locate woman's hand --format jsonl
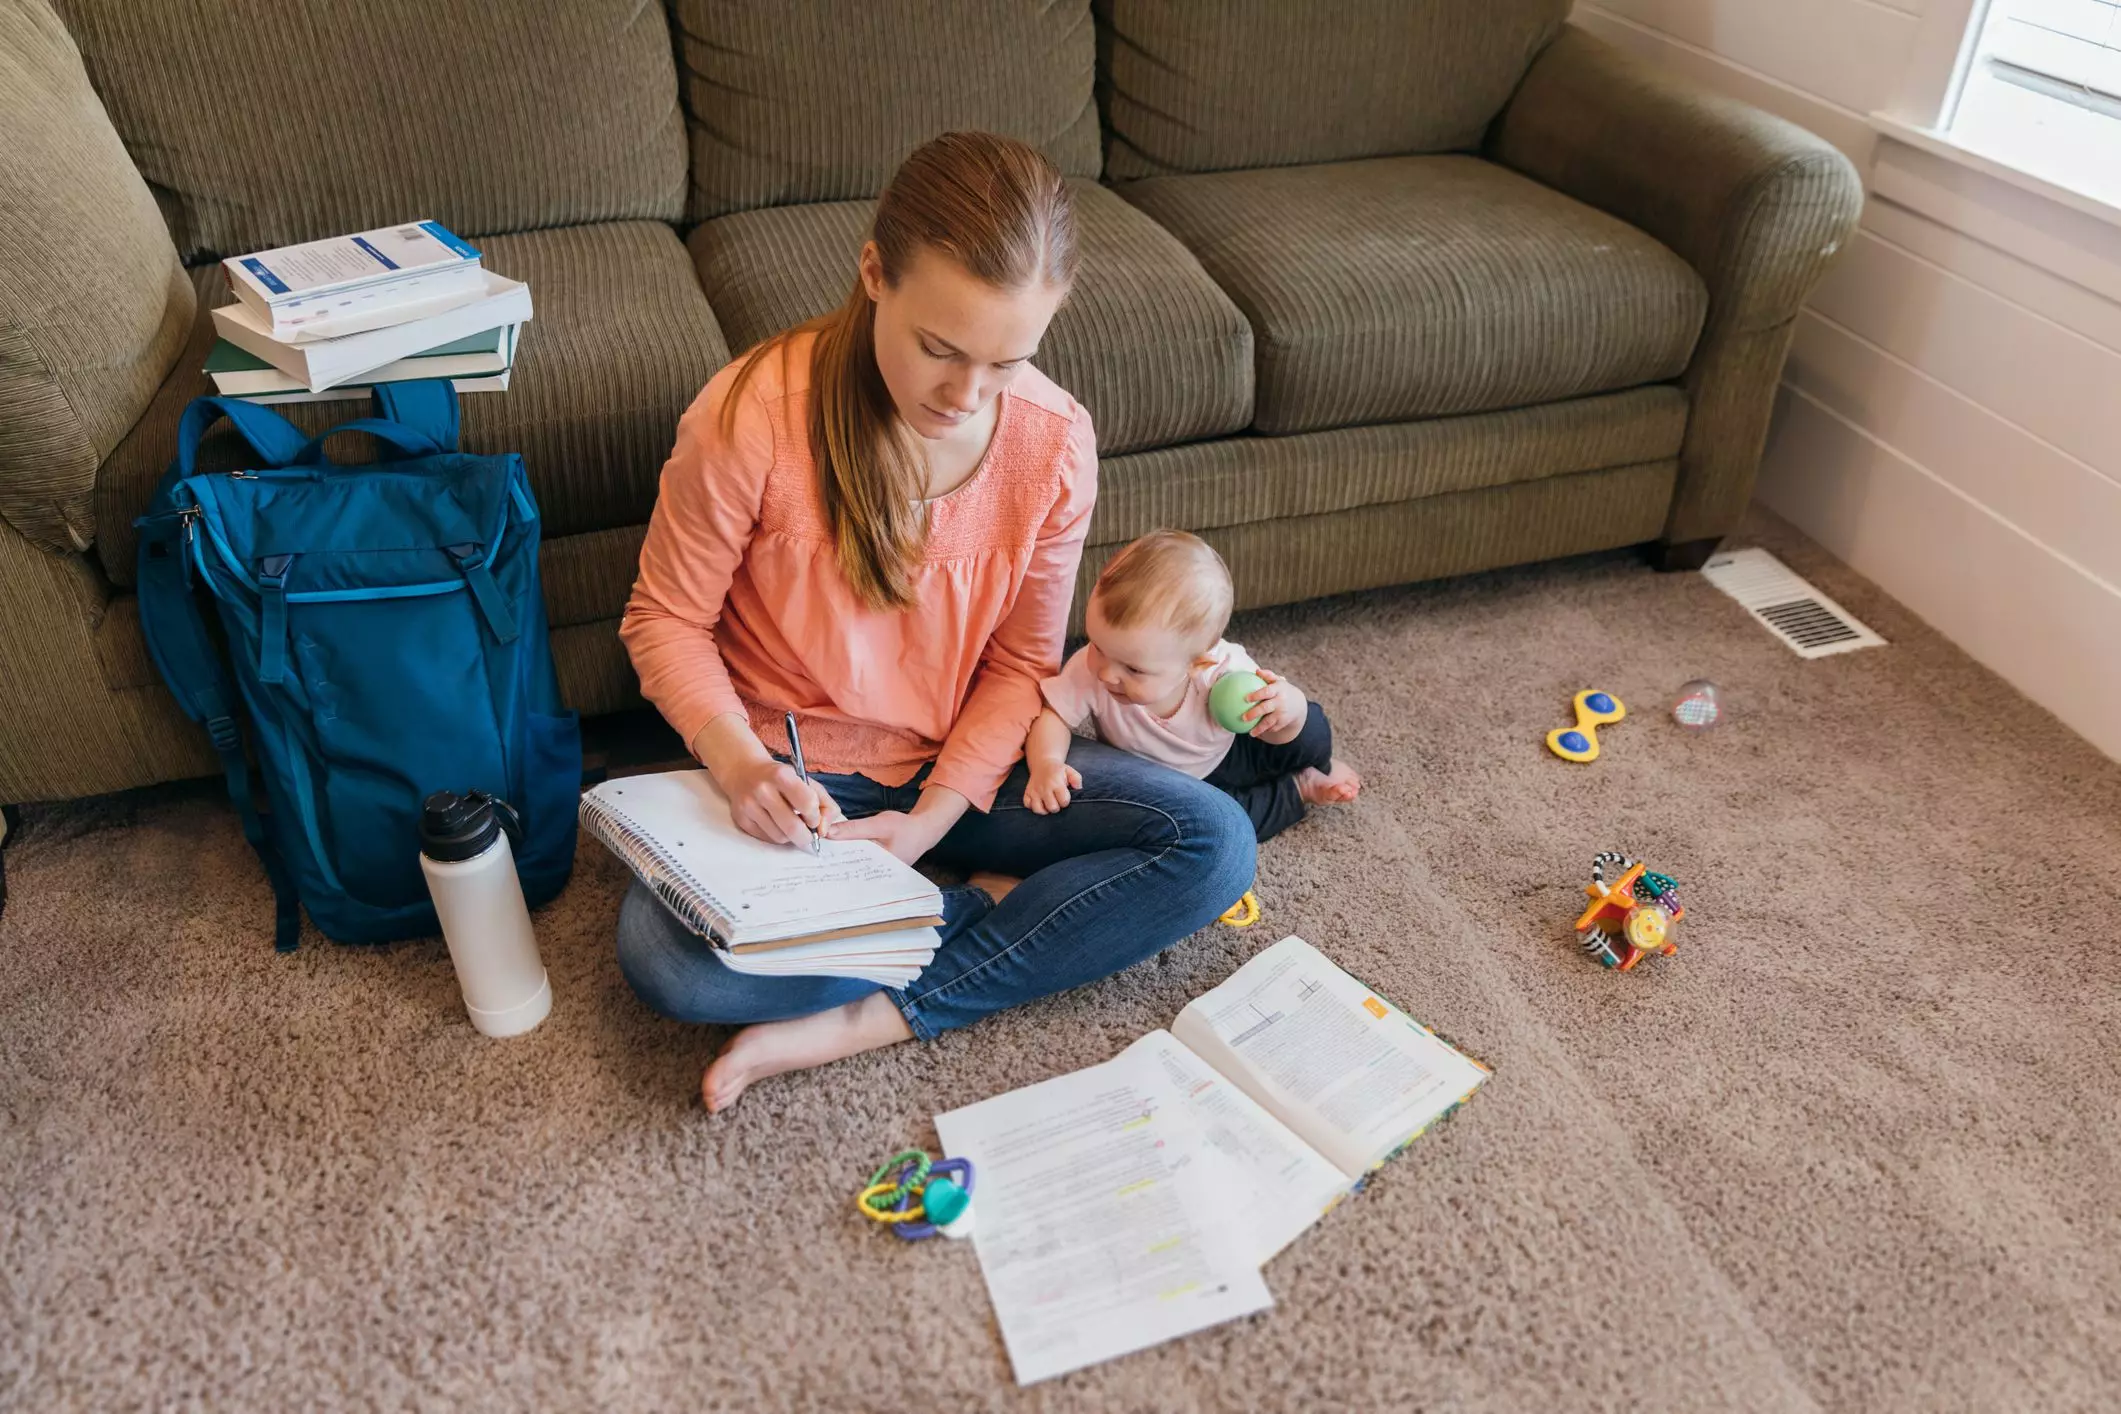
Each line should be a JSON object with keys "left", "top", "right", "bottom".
{"left": 1242, "top": 669, "right": 1309, "bottom": 744}
{"left": 1024, "top": 761, "right": 1082, "bottom": 814}
{"left": 830, "top": 784, "right": 970, "bottom": 865}
{"left": 717, "top": 754, "right": 845, "bottom": 848}
{"left": 828, "top": 809, "right": 938, "bottom": 865}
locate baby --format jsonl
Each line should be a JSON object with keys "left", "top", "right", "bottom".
{"left": 1024, "top": 530, "right": 1360, "bottom": 842}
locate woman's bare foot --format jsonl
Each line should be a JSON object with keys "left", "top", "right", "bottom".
{"left": 967, "top": 870, "right": 1021, "bottom": 905}
{"left": 1297, "top": 760, "right": 1362, "bottom": 807}
{"left": 701, "top": 992, "right": 913, "bottom": 1113}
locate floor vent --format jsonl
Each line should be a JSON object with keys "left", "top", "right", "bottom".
{"left": 1700, "top": 548, "right": 1887, "bottom": 659}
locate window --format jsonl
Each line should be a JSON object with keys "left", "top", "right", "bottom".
{"left": 1946, "top": 0, "right": 2121, "bottom": 205}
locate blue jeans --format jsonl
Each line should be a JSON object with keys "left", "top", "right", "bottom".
{"left": 614, "top": 738, "right": 1257, "bottom": 1039}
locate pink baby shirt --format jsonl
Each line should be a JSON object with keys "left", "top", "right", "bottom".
{"left": 1040, "top": 640, "right": 1259, "bottom": 778}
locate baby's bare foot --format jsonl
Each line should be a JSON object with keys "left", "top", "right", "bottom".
{"left": 1296, "top": 759, "right": 1362, "bottom": 807}
{"left": 701, "top": 992, "right": 913, "bottom": 1113}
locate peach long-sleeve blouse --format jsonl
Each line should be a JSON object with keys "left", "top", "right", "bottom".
{"left": 620, "top": 333, "right": 1098, "bottom": 812}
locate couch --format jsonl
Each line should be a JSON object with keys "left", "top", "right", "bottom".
{"left": 0, "top": 0, "right": 1862, "bottom": 805}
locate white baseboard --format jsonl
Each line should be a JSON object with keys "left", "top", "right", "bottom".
{"left": 1757, "top": 387, "right": 2121, "bottom": 762}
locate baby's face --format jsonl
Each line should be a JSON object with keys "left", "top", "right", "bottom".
{"left": 1084, "top": 598, "right": 1212, "bottom": 707}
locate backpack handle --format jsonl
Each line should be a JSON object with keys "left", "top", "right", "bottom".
{"left": 174, "top": 397, "right": 310, "bottom": 479}
{"left": 373, "top": 379, "right": 460, "bottom": 452}
{"left": 291, "top": 419, "right": 444, "bottom": 466}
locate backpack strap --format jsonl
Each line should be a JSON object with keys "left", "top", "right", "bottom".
{"left": 133, "top": 510, "right": 302, "bottom": 952}
{"left": 372, "top": 378, "right": 460, "bottom": 452}
{"left": 173, "top": 395, "right": 309, "bottom": 479}
{"left": 134, "top": 394, "right": 313, "bottom": 952}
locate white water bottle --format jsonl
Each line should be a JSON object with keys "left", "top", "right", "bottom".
{"left": 418, "top": 790, "right": 551, "bottom": 1038}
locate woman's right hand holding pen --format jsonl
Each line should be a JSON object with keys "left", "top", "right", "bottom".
{"left": 692, "top": 713, "right": 843, "bottom": 848}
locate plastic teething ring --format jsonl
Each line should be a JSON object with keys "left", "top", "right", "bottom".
{"left": 857, "top": 1180, "right": 926, "bottom": 1224}
{"left": 864, "top": 1149, "right": 931, "bottom": 1203}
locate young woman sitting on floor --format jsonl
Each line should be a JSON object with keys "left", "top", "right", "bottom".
{"left": 618, "top": 131, "right": 1256, "bottom": 1111}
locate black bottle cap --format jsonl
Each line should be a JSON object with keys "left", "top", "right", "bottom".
{"left": 419, "top": 789, "right": 520, "bottom": 862}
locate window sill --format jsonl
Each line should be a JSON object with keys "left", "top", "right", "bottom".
{"left": 1864, "top": 110, "right": 2121, "bottom": 305}
{"left": 1868, "top": 111, "right": 2121, "bottom": 229}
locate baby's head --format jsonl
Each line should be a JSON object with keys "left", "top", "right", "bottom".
{"left": 1084, "top": 530, "right": 1233, "bottom": 706}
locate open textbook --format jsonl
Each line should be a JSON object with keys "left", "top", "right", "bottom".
{"left": 578, "top": 770, "right": 944, "bottom": 985}
{"left": 934, "top": 935, "right": 1489, "bottom": 1385}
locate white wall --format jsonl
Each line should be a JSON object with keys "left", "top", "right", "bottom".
{"left": 1572, "top": 0, "right": 2121, "bottom": 762}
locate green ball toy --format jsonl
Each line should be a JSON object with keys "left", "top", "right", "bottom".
{"left": 1210, "top": 671, "right": 1268, "bottom": 735}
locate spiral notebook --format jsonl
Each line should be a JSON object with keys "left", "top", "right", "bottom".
{"left": 578, "top": 770, "right": 944, "bottom": 984}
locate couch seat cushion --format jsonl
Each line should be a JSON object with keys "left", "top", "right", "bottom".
{"left": 95, "top": 222, "right": 728, "bottom": 586}
{"left": 686, "top": 180, "right": 1252, "bottom": 456}
{"left": 1090, "top": 385, "right": 1687, "bottom": 548}
{"left": 1120, "top": 154, "right": 1708, "bottom": 435}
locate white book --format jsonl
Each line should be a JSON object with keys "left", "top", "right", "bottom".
{"left": 934, "top": 935, "right": 1489, "bottom": 1385}
{"left": 577, "top": 770, "right": 946, "bottom": 964}
{"left": 709, "top": 922, "right": 937, "bottom": 986}
{"left": 211, "top": 272, "right": 532, "bottom": 393}
{"left": 224, "top": 220, "right": 482, "bottom": 332}
{"left": 710, "top": 925, "right": 937, "bottom": 971}
{"left": 270, "top": 265, "right": 490, "bottom": 342}
{"left": 232, "top": 368, "right": 513, "bottom": 406}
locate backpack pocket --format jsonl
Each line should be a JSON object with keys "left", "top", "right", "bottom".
{"left": 284, "top": 585, "right": 509, "bottom": 913}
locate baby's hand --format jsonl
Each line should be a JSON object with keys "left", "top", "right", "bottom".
{"left": 1024, "top": 761, "right": 1083, "bottom": 814}
{"left": 1243, "top": 669, "right": 1308, "bottom": 741}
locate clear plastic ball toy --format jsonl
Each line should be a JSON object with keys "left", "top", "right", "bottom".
{"left": 1672, "top": 680, "right": 1721, "bottom": 729}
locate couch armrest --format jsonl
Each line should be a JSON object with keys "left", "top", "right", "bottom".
{"left": 1489, "top": 26, "right": 1863, "bottom": 544}
{"left": 1, "top": 0, "right": 193, "bottom": 557}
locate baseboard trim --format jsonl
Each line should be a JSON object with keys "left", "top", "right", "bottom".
{"left": 1758, "top": 385, "right": 2121, "bottom": 761}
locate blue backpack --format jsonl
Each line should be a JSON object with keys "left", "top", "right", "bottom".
{"left": 134, "top": 381, "right": 578, "bottom": 951}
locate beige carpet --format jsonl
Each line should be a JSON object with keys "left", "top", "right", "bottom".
{"left": 5, "top": 506, "right": 2118, "bottom": 1412}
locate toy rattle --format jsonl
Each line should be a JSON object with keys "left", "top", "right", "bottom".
{"left": 1545, "top": 689, "right": 1625, "bottom": 762}
{"left": 1672, "top": 680, "right": 1722, "bottom": 729}
{"left": 1573, "top": 851, "right": 1685, "bottom": 971}
{"left": 856, "top": 1148, "right": 977, "bottom": 1241}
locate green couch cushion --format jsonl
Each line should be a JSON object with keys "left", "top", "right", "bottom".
{"left": 686, "top": 180, "right": 1253, "bottom": 455}
{"left": 1097, "top": 0, "right": 1567, "bottom": 179}
{"left": 95, "top": 222, "right": 729, "bottom": 586}
{"left": 50, "top": 0, "right": 687, "bottom": 262}
{"left": 674, "top": 0, "right": 1101, "bottom": 223}
{"left": 1091, "top": 386, "right": 1686, "bottom": 546}
{"left": 1074, "top": 459, "right": 1678, "bottom": 633}
{"left": 1120, "top": 155, "right": 1708, "bottom": 436}
{"left": 0, "top": 0, "right": 191, "bottom": 555}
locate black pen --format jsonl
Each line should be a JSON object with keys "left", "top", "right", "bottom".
{"left": 785, "top": 710, "right": 820, "bottom": 854}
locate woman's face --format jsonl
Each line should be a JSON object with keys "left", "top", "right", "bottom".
{"left": 861, "top": 242, "right": 1068, "bottom": 441}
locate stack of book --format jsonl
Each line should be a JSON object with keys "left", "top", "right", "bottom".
{"left": 207, "top": 220, "right": 532, "bottom": 403}
{"left": 577, "top": 771, "right": 946, "bottom": 986}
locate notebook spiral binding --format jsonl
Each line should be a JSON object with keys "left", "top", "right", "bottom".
{"left": 577, "top": 790, "right": 732, "bottom": 944}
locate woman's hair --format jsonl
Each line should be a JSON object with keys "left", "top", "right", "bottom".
{"left": 1091, "top": 530, "right": 1234, "bottom": 648}
{"left": 722, "top": 131, "right": 1079, "bottom": 611}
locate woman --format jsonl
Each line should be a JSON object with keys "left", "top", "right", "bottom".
{"left": 619, "top": 132, "right": 1255, "bottom": 1111}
